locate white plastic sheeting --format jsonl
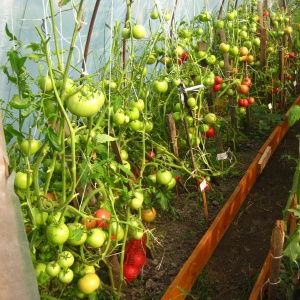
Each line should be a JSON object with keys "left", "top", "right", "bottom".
{"left": 0, "top": 0, "right": 230, "bottom": 100}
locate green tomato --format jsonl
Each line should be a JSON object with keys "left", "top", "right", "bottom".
{"left": 185, "top": 116, "right": 194, "bottom": 126}
{"left": 162, "top": 11, "right": 171, "bottom": 21}
{"left": 154, "top": 80, "right": 168, "bottom": 93}
{"left": 58, "top": 251, "right": 74, "bottom": 269}
{"left": 32, "top": 208, "right": 48, "bottom": 226}
{"left": 9, "top": 94, "right": 30, "bottom": 109}
{"left": 14, "top": 172, "right": 32, "bottom": 190}
{"left": 148, "top": 174, "right": 157, "bottom": 183}
{"left": 173, "top": 112, "right": 181, "bottom": 121}
{"left": 146, "top": 53, "right": 157, "bottom": 65}
{"left": 204, "top": 113, "right": 217, "bottom": 125}
{"left": 120, "top": 149, "right": 129, "bottom": 161}
{"left": 46, "top": 223, "right": 69, "bottom": 245}
{"left": 131, "top": 229, "right": 144, "bottom": 240}
{"left": 145, "top": 121, "right": 153, "bottom": 132}
{"left": 132, "top": 24, "right": 147, "bottom": 39}
{"left": 156, "top": 170, "right": 173, "bottom": 185}
{"left": 130, "top": 197, "right": 144, "bottom": 210}
{"left": 77, "top": 273, "right": 101, "bottom": 294}
{"left": 229, "top": 46, "right": 239, "bottom": 56}
{"left": 113, "top": 109, "right": 126, "bottom": 125}
{"left": 219, "top": 43, "right": 230, "bottom": 53}
{"left": 214, "top": 19, "right": 224, "bottom": 29}
{"left": 187, "top": 97, "right": 197, "bottom": 108}
{"left": 122, "top": 160, "right": 131, "bottom": 171}
{"left": 203, "top": 77, "right": 215, "bottom": 87}
{"left": 174, "top": 46, "right": 184, "bottom": 56}
{"left": 46, "top": 261, "right": 61, "bottom": 277}
{"left": 219, "top": 60, "right": 225, "bottom": 68}
{"left": 38, "top": 76, "right": 53, "bottom": 92}
{"left": 206, "top": 55, "right": 217, "bottom": 65}
{"left": 167, "top": 177, "right": 177, "bottom": 190}
{"left": 110, "top": 221, "right": 125, "bottom": 241}
{"left": 252, "top": 37, "right": 260, "bottom": 47}
{"left": 86, "top": 228, "right": 106, "bottom": 248}
{"left": 67, "top": 223, "right": 87, "bottom": 246}
{"left": 58, "top": 268, "right": 74, "bottom": 284}
{"left": 35, "top": 262, "right": 47, "bottom": 278}
{"left": 199, "top": 123, "right": 210, "bottom": 133}
{"left": 129, "top": 120, "right": 142, "bottom": 131}
{"left": 66, "top": 90, "right": 105, "bottom": 117}
{"left": 198, "top": 50, "right": 207, "bottom": 59}
{"left": 127, "top": 107, "right": 140, "bottom": 121}
{"left": 121, "top": 27, "right": 130, "bottom": 39}
{"left": 20, "top": 139, "right": 41, "bottom": 156}
{"left": 150, "top": 9, "right": 159, "bottom": 20}
{"left": 133, "top": 99, "right": 145, "bottom": 111}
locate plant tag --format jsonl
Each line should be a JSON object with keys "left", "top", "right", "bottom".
{"left": 217, "top": 152, "right": 228, "bottom": 161}
{"left": 294, "top": 81, "right": 297, "bottom": 87}
{"left": 200, "top": 179, "right": 208, "bottom": 192}
{"left": 268, "top": 103, "right": 273, "bottom": 110}
{"left": 258, "top": 146, "right": 272, "bottom": 173}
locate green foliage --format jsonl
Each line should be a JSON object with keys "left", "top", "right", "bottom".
{"left": 288, "top": 105, "right": 300, "bottom": 126}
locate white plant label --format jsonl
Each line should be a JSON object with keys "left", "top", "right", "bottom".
{"left": 200, "top": 179, "right": 208, "bottom": 192}
{"left": 217, "top": 152, "right": 228, "bottom": 161}
{"left": 268, "top": 103, "right": 273, "bottom": 110}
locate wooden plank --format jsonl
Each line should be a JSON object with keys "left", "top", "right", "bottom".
{"left": 249, "top": 251, "right": 272, "bottom": 300}
{"left": 161, "top": 96, "right": 300, "bottom": 300}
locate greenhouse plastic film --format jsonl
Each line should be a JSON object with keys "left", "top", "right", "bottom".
{"left": 0, "top": 117, "right": 39, "bottom": 300}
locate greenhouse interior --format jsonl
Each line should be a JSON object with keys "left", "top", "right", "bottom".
{"left": 2, "top": 0, "right": 300, "bottom": 299}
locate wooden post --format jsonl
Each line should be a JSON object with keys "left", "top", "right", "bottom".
{"left": 268, "top": 220, "right": 285, "bottom": 300}
{"left": 202, "top": 191, "right": 209, "bottom": 221}
{"left": 167, "top": 114, "right": 179, "bottom": 157}
{"left": 258, "top": 1, "right": 268, "bottom": 69}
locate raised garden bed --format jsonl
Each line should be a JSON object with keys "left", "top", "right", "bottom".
{"left": 160, "top": 96, "right": 300, "bottom": 300}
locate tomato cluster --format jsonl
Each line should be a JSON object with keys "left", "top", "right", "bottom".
{"left": 124, "top": 237, "right": 147, "bottom": 282}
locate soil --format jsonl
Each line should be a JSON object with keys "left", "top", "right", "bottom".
{"left": 122, "top": 118, "right": 300, "bottom": 300}
{"left": 190, "top": 121, "right": 300, "bottom": 300}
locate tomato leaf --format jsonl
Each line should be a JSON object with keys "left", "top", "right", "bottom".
{"left": 94, "top": 133, "right": 117, "bottom": 143}
{"left": 4, "top": 124, "right": 24, "bottom": 143}
{"left": 5, "top": 24, "right": 20, "bottom": 45}
{"left": 7, "top": 50, "right": 27, "bottom": 75}
{"left": 46, "top": 128, "right": 62, "bottom": 151}
{"left": 118, "top": 164, "right": 134, "bottom": 177}
{"left": 156, "top": 191, "right": 169, "bottom": 210}
{"left": 288, "top": 105, "right": 300, "bottom": 126}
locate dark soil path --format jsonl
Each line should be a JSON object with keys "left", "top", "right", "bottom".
{"left": 188, "top": 121, "right": 300, "bottom": 300}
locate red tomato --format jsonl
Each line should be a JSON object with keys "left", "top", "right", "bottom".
{"left": 263, "top": 10, "right": 269, "bottom": 17}
{"left": 123, "top": 264, "right": 140, "bottom": 282}
{"left": 94, "top": 208, "right": 111, "bottom": 228}
{"left": 205, "top": 127, "right": 215, "bottom": 138}
{"left": 238, "top": 98, "right": 249, "bottom": 107}
{"left": 128, "top": 252, "right": 146, "bottom": 268}
{"left": 288, "top": 52, "right": 296, "bottom": 59}
{"left": 146, "top": 150, "right": 156, "bottom": 160}
{"left": 214, "top": 76, "right": 223, "bottom": 84}
{"left": 247, "top": 97, "right": 255, "bottom": 105}
{"left": 212, "top": 84, "right": 222, "bottom": 92}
